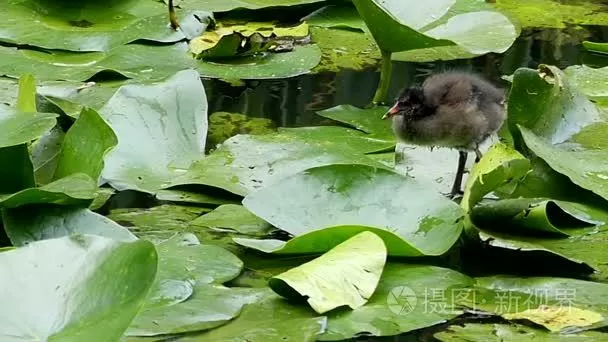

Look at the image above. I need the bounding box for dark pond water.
[204,25,608,128]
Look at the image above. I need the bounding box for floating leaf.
[461,143,530,211]
[493,0,608,29]
[503,305,603,332]
[270,231,386,314]
[583,41,608,55]
[190,204,273,236]
[303,4,367,31]
[178,0,325,12]
[435,323,608,341]
[0,106,57,149]
[241,164,464,256]
[320,263,475,340]
[0,235,157,341]
[471,198,605,237]
[100,69,207,193]
[0,1,211,51]
[3,206,136,246]
[126,284,266,337]
[507,65,602,147]
[0,173,97,208]
[181,289,326,342]
[172,131,386,196]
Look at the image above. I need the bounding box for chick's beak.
[382,104,399,120]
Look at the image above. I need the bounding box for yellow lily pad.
[503,305,604,332]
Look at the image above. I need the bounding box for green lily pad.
[583,41,608,55]
[180,289,326,342]
[89,187,116,210]
[0,106,57,148]
[353,0,515,55]
[316,105,393,141]
[155,189,239,206]
[241,164,464,256]
[190,204,273,236]
[0,1,211,51]
[303,4,367,31]
[392,45,476,62]
[2,205,136,246]
[100,69,207,194]
[195,44,322,80]
[126,284,266,337]
[270,231,386,314]
[179,0,325,12]
[520,126,608,202]
[474,225,608,280]
[30,126,65,185]
[461,143,531,212]
[107,204,208,239]
[171,130,386,196]
[423,11,517,54]
[352,0,454,53]
[54,108,118,183]
[470,275,608,320]
[37,80,126,118]
[564,65,608,102]
[471,198,605,237]
[0,173,97,208]
[320,263,475,340]
[155,233,243,286]
[507,65,603,148]
[278,126,393,155]
[0,235,157,341]
[435,323,608,341]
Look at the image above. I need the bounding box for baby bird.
[382,71,506,197]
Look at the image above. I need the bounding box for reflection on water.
[204,25,608,128]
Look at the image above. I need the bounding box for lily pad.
[461,143,531,211]
[270,231,386,314]
[190,204,273,236]
[155,233,243,286]
[37,80,126,118]
[0,106,57,148]
[155,189,239,206]
[171,130,386,196]
[507,65,603,147]
[107,204,208,239]
[583,41,608,55]
[520,126,608,202]
[470,275,608,322]
[126,284,266,337]
[352,0,454,53]
[0,1,211,51]
[100,69,207,194]
[320,263,475,340]
[470,198,605,237]
[179,0,325,12]
[316,105,393,141]
[54,108,118,183]
[474,226,608,280]
[180,289,326,342]
[0,235,157,341]
[2,205,136,246]
[303,5,367,31]
[435,323,608,341]
[0,173,97,208]
[241,164,464,256]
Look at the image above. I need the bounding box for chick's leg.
[475,148,483,163]
[450,151,468,197]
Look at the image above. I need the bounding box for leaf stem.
[372,49,393,105]
[169,0,180,30]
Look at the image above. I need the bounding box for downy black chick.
[382,71,506,197]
